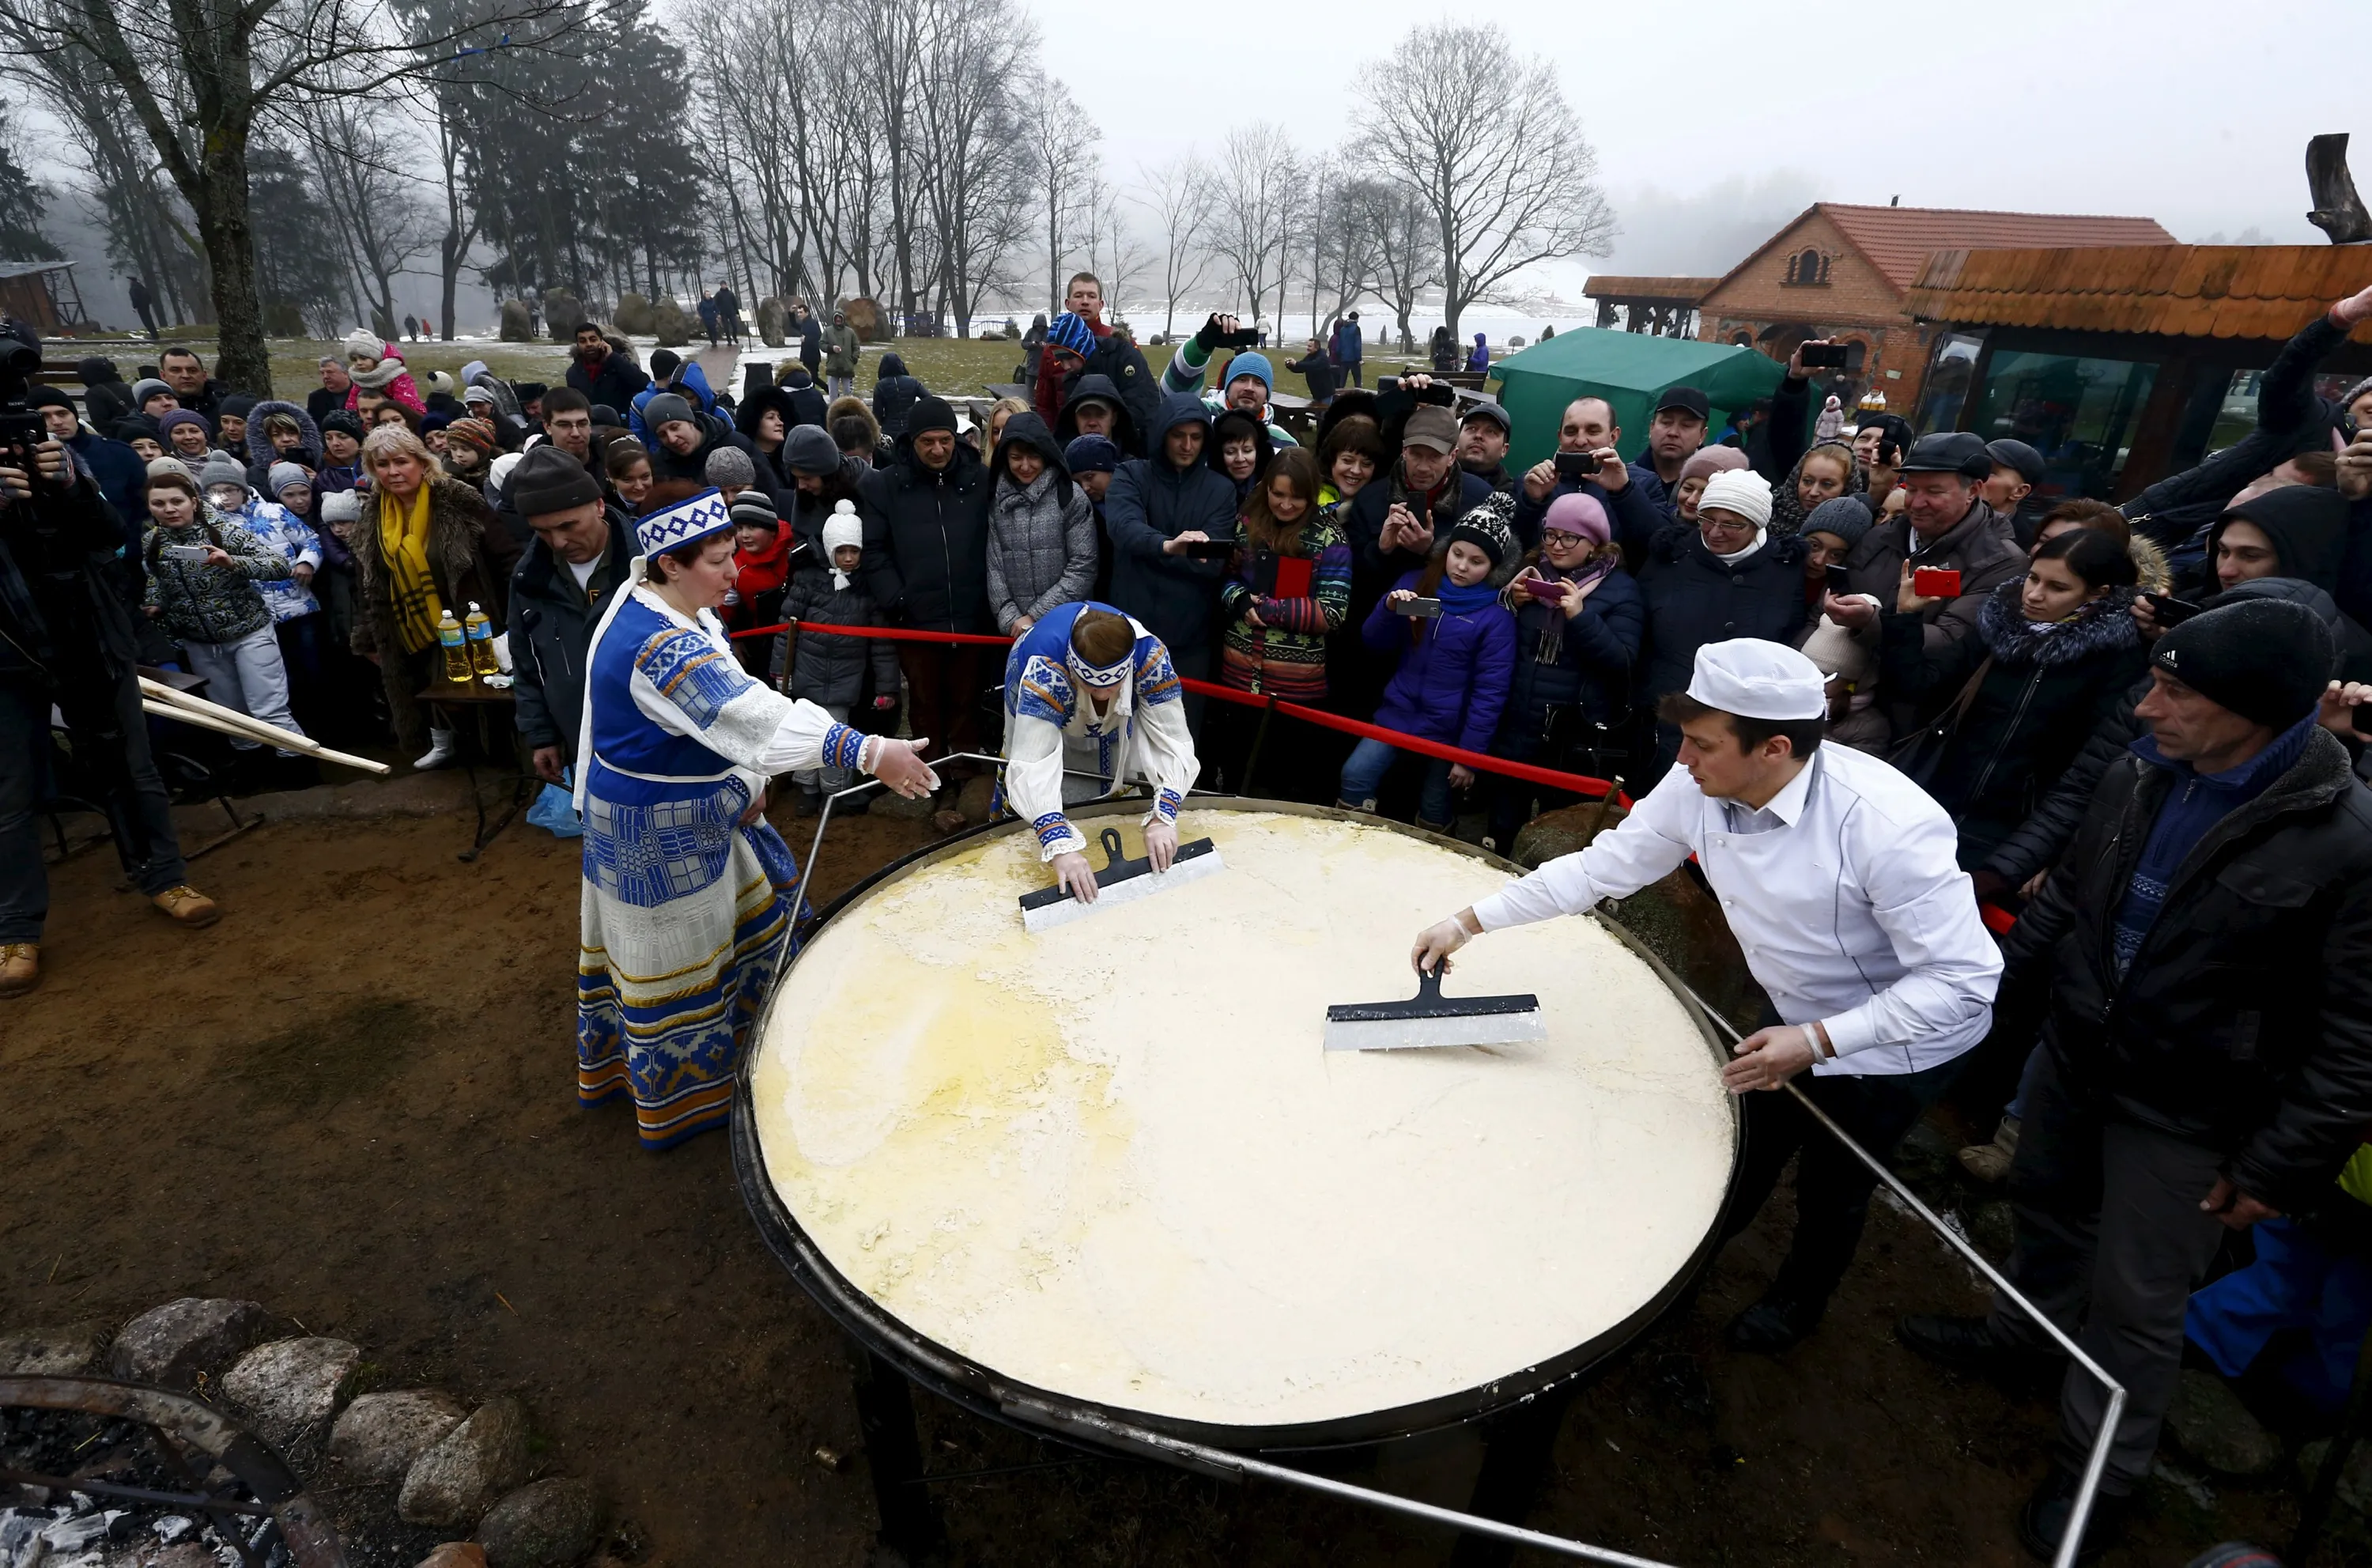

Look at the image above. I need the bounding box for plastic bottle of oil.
[438,610,470,683]
[463,601,500,678]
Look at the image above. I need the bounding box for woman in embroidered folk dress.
[573,487,939,1149]
[998,602,1201,905]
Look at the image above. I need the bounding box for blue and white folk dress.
[995,600,1200,861]
[572,583,873,1149]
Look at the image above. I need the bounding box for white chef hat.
[1686,638,1826,720]
[1698,469,1773,529]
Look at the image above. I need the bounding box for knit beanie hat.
[1699,469,1773,529]
[130,377,172,408]
[1223,351,1275,395]
[784,423,841,475]
[1447,505,1517,571]
[729,494,780,535]
[1541,491,1611,547]
[319,489,362,525]
[445,417,499,457]
[1680,445,1751,486]
[704,444,757,489]
[507,442,602,519]
[1045,312,1096,357]
[157,408,210,440]
[218,394,256,421]
[462,383,497,409]
[906,395,958,437]
[319,410,364,441]
[1064,434,1120,475]
[643,392,697,431]
[821,497,864,556]
[2151,598,2334,730]
[198,453,247,495]
[1803,494,1875,550]
[144,455,197,489]
[343,328,383,361]
[28,385,74,416]
[267,462,309,498]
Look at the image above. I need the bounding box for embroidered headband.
[1067,648,1131,690]
[634,486,735,558]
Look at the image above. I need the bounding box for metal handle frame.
[1667,977,2126,1568]
[773,782,2125,1566]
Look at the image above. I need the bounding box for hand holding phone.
[1824,563,1853,599]
[2143,592,2203,628]
[1910,567,1962,599]
[1182,538,1233,559]
[1552,451,1592,486]
[1798,341,1849,370]
[1518,576,1569,600]
[163,543,210,563]
[1389,593,1443,619]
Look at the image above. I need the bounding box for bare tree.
[1209,120,1297,328]
[1307,157,1381,341]
[1018,73,1096,316]
[1135,151,1214,340]
[296,93,434,339]
[0,0,585,389]
[1346,176,1439,355]
[912,0,1032,336]
[1353,21,1615,338]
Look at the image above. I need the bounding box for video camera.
[0,313,44,472]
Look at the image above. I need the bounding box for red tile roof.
[1907,244,2372,342]
[1819,204,2177,293]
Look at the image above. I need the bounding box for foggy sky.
[1043,0,2352,293]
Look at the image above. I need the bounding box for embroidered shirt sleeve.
[1131,639,1181,706]
[1013,653,1076,727]
[637,626,756,730]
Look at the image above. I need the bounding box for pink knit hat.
[1680,445,1751,485]
[1542,491,1611,546]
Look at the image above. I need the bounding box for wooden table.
[415,676,531,861]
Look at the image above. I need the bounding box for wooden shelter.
[1906,244,2372,503]
[1581,277,1718,338]
[0,261,87,334]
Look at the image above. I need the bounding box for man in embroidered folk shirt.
[999,602,1201,905]
[1411,639,2002,1354]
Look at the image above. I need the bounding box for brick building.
[1689,204,2175,417]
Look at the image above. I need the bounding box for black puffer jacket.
[1996,724,2372,1215]
[1882,582,2149,867]
[871,353,926,438]
[1981,576,2372,889]
[1636,523,1809,705]
[860,444,993,632]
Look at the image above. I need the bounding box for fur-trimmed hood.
[243,399,323,469]
[1977,578,2142,667]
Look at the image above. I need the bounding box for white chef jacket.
[1471,742,2000,1077]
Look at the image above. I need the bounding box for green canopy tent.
[1488,329,1788,474]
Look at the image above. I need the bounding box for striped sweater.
[1217,517,1350,701]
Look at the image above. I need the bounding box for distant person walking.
[126,276,160,338]
[1333,311,1365,388]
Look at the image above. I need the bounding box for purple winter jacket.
[1360,569,1517,754]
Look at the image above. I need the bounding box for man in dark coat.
[794,303,823,376]
[1898,599,2372,1562]
[1051,372,1142,459]
[860,395,993,797]
[77,358,135,432]
[2,428,213,999]
[775,365,829,429]
[502,444,633,784]
[1103,392,1238,725]
[1514,395,1676,555]
[157,346,225,421]
[564,322,650,416]
[1456,402,1520,497]
[32,388,143,543]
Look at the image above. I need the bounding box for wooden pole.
[139,679,392,776]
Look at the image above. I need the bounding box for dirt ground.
[0,795,2347,1566]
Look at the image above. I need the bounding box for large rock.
[756,296,788,348]
[330,1389,470,1484]
[474,1478,600,1567]
[611,293,655,335]
[414,1546,489,1568]
[841,296,888,342]
[499,300,534,343]
[108,1298,269,1389]
[0,1319,112,1375]
[954,774,998,826]
[2166,1369,2279,1478]
[2298,1438,2372,1515]
[398,1397,531,1528]
[221,1337,361,1469]
[651,298,693,347]
[1509,798,1627,868]
[544,292,584,343]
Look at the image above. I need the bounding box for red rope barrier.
[735,618,1630,806]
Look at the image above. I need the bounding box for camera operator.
[0,320,216,1000]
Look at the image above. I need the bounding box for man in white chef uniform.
[1413,639,2003,1353]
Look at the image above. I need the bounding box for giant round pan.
[732,799,1740,1453]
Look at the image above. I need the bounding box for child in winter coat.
[771,500,902,810]
[985,411,1097,636]
[140,463,308,751]
[342,331,426,415]
[1212,448,1350,796]
[723,493,799,673]
[1339,499,1518,829]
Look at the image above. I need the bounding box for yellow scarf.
[378,484,444,654]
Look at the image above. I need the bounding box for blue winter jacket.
[1362,570,1517,753]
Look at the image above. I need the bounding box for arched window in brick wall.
[1784,247,1831,286]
